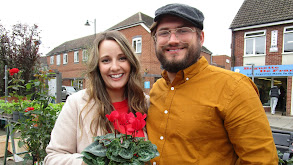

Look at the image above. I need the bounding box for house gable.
[230,0,293,30]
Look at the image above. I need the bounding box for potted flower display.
[81,111,159,165]
[3,68,64,164]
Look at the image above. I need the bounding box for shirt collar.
[161,56,209,85]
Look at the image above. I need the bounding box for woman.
[44,31,148,165]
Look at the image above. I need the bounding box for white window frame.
[71,79,83,90]
[63,53,68,64]
[82,49,89,62]
[283,26,293,53]
[132,36,142,54]
[50,56,54,64]
[74,51,79,63]
[244,30,266,56]
[56,54,61,65]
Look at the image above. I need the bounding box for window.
[50,56,54,64]
[132,36,142,53]
[74,51,79,63]
[244,30,266,56]
[57,55,61,65]
[284,26,293,53]
[71,79,83,90]
[63,53,68,64]
[82,49,89,61]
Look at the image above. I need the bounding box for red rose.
[9,68,20,76]
[25,107,34,112]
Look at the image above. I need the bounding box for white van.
[61,86,77,100]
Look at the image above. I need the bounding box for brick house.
[230,0,293,116]
[211,55,231,70]
[46,12,212,94]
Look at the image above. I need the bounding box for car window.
[67,87,76,92]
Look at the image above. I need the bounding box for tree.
[0,23,41,96]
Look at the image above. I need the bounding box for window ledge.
[282,52,293,56]
[243,54,266,57]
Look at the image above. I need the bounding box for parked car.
[61,86,77,100]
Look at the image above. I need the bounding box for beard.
[156,42,201,73]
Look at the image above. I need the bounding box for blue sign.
[234,64,293,77]
[144,81,150,89]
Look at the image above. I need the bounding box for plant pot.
[13,111,20,121]
[19,112,27,120]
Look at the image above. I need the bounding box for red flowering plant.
[6,68,27,115]
[4,68,64,163]
[81,111,159,165]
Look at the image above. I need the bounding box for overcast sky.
[0,0,244,56]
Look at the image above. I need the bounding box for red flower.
[130,112,146,132]
[106,111,119,122]
[118,112,135,126]
[135,112,147,120]
[25,107,34,112]
[9,68,20,76]
[106,111,146,136]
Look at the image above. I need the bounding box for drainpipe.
[231,29,236,71]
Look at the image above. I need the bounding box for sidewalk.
[266,111,293,131]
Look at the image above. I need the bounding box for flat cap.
[154,3,204,30]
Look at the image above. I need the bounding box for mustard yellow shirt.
[146,57,278,164]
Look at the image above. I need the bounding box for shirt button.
[153,162,157,165]
[171,87,174,90]
[186,77,189,81]
[160,136,164,140]
[164,110,168,114]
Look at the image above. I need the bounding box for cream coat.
[45,89,149,165]
[45,89,100,165]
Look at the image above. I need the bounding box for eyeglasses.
[154,27,196,46]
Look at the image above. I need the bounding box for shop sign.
[233,64,293,77]
[144,81,150,89]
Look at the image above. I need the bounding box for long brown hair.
[79,31,148,136]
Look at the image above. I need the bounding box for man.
[269,86,281,115]
[146,3,278,164]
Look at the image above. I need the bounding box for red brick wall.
[265,25,285,65]
[47,50,87,78]
[232,30,245,67]
[201,52,211,64]
[212,55,231,70]
[232,23,293,67]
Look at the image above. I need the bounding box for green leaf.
[120,138,131,148]
[26,83,32,90]
[83,140,107,157]
[18,140,25,148]
[137,141,159,162]
[82,157,95,165]
[118,142,135,159]
[108,139,120,156]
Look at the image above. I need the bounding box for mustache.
[161,43,189,50]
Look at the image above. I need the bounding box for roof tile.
[230,0,293,29]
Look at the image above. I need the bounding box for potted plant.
[81,111,159,165]
[5,68,63,164]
